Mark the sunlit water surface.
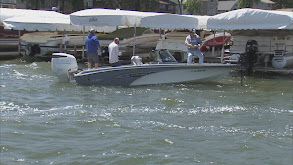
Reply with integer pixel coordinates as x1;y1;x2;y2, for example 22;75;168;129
0;59;292;165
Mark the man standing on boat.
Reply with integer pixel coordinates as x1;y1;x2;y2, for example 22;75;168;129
108;37;121;67
185;29;204;64
85;28;100;69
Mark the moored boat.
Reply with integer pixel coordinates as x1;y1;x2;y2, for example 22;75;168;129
51;49;237;86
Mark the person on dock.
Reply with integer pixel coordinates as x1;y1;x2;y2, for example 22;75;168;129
108;37;121;67
185;29;204;64
85;28;100;69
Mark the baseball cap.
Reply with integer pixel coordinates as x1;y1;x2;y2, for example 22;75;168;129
190;29;196;33
90;28;95;32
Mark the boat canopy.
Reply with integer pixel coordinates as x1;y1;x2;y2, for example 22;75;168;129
0;8;63;22
1;8;115;32
140;14;210;30
207;8;293;30
70;8;209;30
70;8;165;27
3;15;115;32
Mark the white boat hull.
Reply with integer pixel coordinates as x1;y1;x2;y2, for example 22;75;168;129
51;52;237;87
74;63;235;86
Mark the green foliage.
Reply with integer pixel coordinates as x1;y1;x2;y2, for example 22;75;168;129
184;0;201;15
177;0;185;14
238;0;292;9
143;0;159;11
238;0;261;8
272;0;293;9
72;0;84;11
21;0;44;9
112;0;158;11
98;27;152;40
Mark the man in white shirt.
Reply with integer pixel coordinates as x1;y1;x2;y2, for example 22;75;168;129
108;37;121;66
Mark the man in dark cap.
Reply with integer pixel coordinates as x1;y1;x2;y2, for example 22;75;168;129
185;29;204;64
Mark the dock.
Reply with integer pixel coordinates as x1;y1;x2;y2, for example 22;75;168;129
0;38;22;60
254;67;293;75
0;52;22;60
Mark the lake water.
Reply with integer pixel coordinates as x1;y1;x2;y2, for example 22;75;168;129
1;59;292;165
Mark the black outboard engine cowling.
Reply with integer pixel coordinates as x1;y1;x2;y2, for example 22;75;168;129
240;40;258;74
246;40;258;54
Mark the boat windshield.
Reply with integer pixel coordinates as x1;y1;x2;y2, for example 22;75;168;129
149;49;177;63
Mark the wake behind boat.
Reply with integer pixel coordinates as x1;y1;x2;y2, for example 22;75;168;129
51;49;236;86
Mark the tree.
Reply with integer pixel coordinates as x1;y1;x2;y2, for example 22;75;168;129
184;0;201;15
238;0;261;8
115;0;158;11
272;0;293;9
89;0;158;11
21;0;45;9
72;0;84;12
142;0;158;12
177;0;184;14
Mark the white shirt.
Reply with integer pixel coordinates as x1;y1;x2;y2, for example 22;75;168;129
108;41;119;64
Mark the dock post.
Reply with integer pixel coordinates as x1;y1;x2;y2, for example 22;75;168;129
221;31;225;63
82;46;85;59
212;31;215;57
18;30;21;55
82;26;85;59
74;44;77;57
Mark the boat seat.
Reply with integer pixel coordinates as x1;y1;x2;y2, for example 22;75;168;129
131;56;143;66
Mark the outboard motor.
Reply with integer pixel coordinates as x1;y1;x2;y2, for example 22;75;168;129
29;44;41;56
240;40;258;74
51;53;78;82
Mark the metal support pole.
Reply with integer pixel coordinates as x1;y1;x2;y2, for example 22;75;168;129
212;31;215;57
133;24;136;56
221;30;225;63
82;26;85;59
18;30;21;55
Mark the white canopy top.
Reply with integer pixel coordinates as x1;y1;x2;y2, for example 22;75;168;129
207;8;293;30
70;8;165;27
0;8;63;22
1;8;116;32
140;14;210;30
3;15;116;32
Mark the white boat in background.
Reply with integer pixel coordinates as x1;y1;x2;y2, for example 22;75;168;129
20;28;160;57
20;32;84;56
51;50;236;86
1;8;116;57
207;8;293;69
229;30;293;69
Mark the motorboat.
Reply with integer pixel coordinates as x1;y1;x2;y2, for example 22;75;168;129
51;49;236;86
20;32;84;56
50;9;238;86
20;28;160;57
207;8;293;69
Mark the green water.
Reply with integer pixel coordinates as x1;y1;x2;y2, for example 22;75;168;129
0;59;292;165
